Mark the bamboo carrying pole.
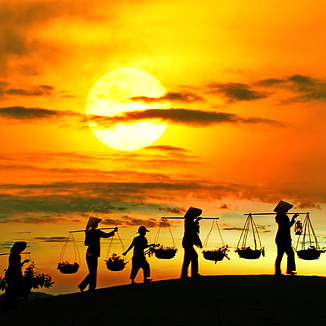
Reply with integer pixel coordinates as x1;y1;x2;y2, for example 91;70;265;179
0;251;31;256
244;212;309;216
69;227;116;233
161;217;219;220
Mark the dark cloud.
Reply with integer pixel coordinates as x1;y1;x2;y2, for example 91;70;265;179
223;227;243;231
144;145;188;153
295;202;321;209
220;204;229;209
256;74;326;103
0;106;62;120
0;105;283;129
34;236;68;243
2;85;55;97
159;207;187;214
0;179;323;224
121;215;158;228
0;241;15;249
88;108;283;128
207;82;269;103
101;218;124;226
129;90;204;104
0;106;84;128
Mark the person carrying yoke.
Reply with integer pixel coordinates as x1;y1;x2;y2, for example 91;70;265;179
274;200;298;276
78;217;117;291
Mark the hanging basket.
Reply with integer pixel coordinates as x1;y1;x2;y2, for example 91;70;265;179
57;233;80;274
203;246;229;263
105;253;128;271
297;247;322;260
57;262;80;274
236;214;264;260
295;213;325;261
236;247;264;260
202;219;229;263
105;231;128;271
153;218;178;260
154;246;177;259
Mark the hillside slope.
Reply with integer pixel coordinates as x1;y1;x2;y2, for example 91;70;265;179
1;275;325;326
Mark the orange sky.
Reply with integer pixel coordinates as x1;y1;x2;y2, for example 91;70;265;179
1;0;326;294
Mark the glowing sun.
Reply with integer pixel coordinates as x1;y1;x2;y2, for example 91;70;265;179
86;68;170;151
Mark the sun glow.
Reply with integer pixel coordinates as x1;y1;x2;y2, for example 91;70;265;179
86;68;170;151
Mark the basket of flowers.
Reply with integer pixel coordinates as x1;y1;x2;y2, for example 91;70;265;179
57;261;80;274
236;246;264;260
105;253;128;271
295;214;326;261
0;264;53;297
203;246;229;263
154;245;177;259
22;263;53;296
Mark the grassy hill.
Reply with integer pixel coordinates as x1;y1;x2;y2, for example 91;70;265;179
1;275;325;325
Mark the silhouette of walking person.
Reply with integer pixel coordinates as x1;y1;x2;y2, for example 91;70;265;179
181;207;203;278
123;226;152;284
78;217;117;292
2;241;30;311
274;201;298;276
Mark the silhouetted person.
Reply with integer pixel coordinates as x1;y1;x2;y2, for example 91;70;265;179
274;201;298;276
181;207;203;278
2;242;30;311
78;217;117;292
123;226;152;284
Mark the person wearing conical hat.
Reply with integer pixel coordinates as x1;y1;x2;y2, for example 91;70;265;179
274;201;298;276
78;217;117;292
2;242;30;311
181;207;203;278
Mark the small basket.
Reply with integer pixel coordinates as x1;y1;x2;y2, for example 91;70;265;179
57;262;80;274
236;247;264;260
105;254;127;271
154;247;177;259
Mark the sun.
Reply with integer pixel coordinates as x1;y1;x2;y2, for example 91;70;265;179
85;68;170;151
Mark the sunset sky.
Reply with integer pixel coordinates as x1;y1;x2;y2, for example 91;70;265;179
1;0;326;295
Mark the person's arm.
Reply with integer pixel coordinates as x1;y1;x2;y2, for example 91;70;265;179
290;213;299;227
100;227;118;238
21;259;30;266
122;238;135;256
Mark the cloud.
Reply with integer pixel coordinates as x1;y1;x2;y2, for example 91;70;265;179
295;202;321;210
222;227;243;231
256;74;326;103
0;241;15;249
0;106;63;120
220;204;229;209
1;85;55;98
121;215;158;228
159;207;187;215
144;145;188;153
0;105;283;129
0;106;85;128
207;82;269;103
34;236;68;243
88;108;283;128
0;178;324;224
129;90;204;104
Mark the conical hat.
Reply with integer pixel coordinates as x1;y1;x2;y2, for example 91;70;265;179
274;200;293;213
10;241;27;254
184;207;202;219
86;217;102;229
